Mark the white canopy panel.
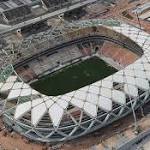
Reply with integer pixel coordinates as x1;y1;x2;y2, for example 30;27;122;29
1;21;150;129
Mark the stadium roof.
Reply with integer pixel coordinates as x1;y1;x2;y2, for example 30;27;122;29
0;22;150;128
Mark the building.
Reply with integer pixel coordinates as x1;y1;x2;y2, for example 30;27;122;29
0;19;150;143
0;0;32;24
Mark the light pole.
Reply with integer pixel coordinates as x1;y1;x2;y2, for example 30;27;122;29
135;11;142;29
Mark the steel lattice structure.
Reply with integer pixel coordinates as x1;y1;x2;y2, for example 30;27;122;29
0;19;150;143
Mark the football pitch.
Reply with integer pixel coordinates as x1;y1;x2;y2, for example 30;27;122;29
31;56;117;96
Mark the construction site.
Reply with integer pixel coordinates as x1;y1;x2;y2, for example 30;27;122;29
0;0;150;150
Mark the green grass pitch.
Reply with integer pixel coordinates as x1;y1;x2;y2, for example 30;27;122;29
31;56;117;96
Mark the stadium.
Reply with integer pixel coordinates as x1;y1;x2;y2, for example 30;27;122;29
1;19;150;143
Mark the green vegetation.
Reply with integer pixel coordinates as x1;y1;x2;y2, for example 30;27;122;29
31;57;117;96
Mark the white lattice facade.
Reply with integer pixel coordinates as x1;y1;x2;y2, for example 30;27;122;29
0;20;150;143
